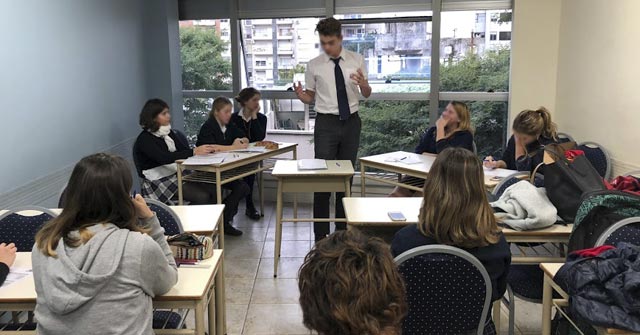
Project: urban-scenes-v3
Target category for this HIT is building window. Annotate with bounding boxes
[490,32,497,41]
[499,31,511,41]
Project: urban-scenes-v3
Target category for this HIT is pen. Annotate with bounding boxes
[400,157,407,160]
[336,162,341,167]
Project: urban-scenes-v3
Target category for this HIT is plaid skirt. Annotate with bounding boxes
[141,174,179,205]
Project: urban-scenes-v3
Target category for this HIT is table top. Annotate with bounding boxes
[359,151,517,187]
[176,142,297,168]
[343,197,574,237]
[0,251,223,303]
[1,205,224,236]
[272,160,355,177]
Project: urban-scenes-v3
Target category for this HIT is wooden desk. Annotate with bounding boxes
[540,263,638,335]
[0,251,225,335]
[271,160,354,277]
[176,142,298,216]
[358,151,516,196]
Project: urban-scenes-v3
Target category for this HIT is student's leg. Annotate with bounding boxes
[222,180,251,221]
[243,174,260,219]
[334,113,361,231]
[313,114,341,241]
[389,176,423,197]
[182,182,216,205]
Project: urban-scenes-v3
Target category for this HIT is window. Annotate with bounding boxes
[256,60,267,67]
[440,10,512,156]
[179,20,232,91]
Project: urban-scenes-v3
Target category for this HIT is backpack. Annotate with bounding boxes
[568,190,640,252]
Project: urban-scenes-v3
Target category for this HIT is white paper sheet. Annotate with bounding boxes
[1,267,32,288]
[182,154,226,165]
[297,159,328,170]
[384,155,422,165]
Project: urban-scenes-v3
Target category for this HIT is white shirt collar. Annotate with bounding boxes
[239,108,252,122]
[325,47,347,63]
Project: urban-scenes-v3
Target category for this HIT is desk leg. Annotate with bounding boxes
[218,215,225,250]
[360,163,366,197]
[292,147,298,220]
[492,300,501,333]
[259,169,265,217]
[542,274,553,335]
[345,177,351,197]
[195,301,206,335]
[274,179,283,277]
[214,256,226,335]
[216,170,223,205]
[177,165,184,205]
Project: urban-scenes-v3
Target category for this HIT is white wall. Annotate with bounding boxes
[0,0,180,207]
[509,0,562,125]
[554,0,640,174]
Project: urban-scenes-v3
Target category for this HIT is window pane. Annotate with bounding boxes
[179,20,233,90]
[262,98,313,131]
[440,10,511,92]
[359,100,429,158]
[437,100,508,157]
[183,97,236,145]
[241,18,321,90]
[339,16,433,93]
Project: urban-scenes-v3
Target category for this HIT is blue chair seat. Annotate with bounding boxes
[152,311,185,329]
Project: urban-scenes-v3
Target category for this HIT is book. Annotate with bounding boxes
[297,159,328,170]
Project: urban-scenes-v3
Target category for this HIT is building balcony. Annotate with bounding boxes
[253,34,273,40]
[253,48,274,55]
[277,49,294,55]
[277,34,294,40]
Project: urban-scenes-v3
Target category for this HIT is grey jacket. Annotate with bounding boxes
[32,215,177,335]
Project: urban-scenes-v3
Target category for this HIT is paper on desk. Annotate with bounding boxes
[384,155,422,165]
[1,267,32,288]
[229,146,267,153]
[182,154,226,165]
[297,159,328,170]
[484,167,516,179]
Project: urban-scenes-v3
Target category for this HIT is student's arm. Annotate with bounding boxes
[0,243,17,287]
[435,131,474,154]
[250,114,267,141]
[139,215,178,296]
[293,66,316,104]
[138,133,193,165]
[355,56,371,98]
[415,127,435,154]
[196,121,217,147]
[0,263,8,286]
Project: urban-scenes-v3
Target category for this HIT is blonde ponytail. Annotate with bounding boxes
[513,107,557,140]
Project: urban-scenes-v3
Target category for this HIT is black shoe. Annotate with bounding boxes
[245,207,261,220]
[224,224,243,236]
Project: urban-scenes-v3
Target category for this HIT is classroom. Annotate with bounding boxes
[1,0,640,334]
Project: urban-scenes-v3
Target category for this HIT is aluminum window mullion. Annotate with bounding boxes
[439,92,509,101]
[428,0,442,126]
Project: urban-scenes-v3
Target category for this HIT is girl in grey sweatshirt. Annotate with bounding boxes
[31,153,178,335]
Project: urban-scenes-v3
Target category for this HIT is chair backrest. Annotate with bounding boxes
[394,245,492,335]
[58,183,68,208]
[595,217,640,247]
[492,171,530,198]
[0,207,59,252]
[144,199,184,235]
[557,132,575,143]
[577,141,611,180]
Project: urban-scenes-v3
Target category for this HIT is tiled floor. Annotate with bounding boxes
[202,202,543,334]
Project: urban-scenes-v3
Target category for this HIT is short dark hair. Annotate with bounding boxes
[139,98,169,132]
[316,17,342,37]
[235,87,261,107]
[209,96,233,118]
[298,230,407,335]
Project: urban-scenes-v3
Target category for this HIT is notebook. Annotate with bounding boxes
[182,154,226,165]
[297,159,328,170]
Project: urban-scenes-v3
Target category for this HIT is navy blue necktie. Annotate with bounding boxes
[332,57,351,120]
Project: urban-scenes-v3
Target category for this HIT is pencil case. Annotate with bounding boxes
[168,233,214,260]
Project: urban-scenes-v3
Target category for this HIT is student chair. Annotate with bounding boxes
[153,310,187,330]
[577,142,611,180]
[595,217,640,247]
[557,132,575,143]
[144,199,184,236]
[0,207,58,251]
[492,172,544,199]
[394,245,494,335]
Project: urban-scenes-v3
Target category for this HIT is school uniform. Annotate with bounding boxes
[196,118,250,225]
[391,224,511,302]
[500,135,558,173]
[305,48,367,240]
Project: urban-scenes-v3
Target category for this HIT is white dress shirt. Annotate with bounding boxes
[305,48,367,115]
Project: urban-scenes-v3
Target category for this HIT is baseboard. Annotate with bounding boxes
[0,137,138,209]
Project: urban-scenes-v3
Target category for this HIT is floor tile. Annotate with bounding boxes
[239,228,269,242]
[226,304,248,334]
[225,278,255,304]
[266,226,312,241]
[251,278,300,304]
[257,257,305,279]
[224,240,264,259]
[224,258,260,279]
[511,297,543,333]
[243,304,310,334]
[263,240,313,259]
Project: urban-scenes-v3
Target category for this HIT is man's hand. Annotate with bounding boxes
[350,69,368,87]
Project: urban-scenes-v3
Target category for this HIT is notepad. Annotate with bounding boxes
[297,159,328,170]
[384,155,422,165]
[1,267,32,288]
[182,154,226,165]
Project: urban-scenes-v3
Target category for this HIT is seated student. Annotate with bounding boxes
[196,97,251,236]
[32,153,177,335]
[231,87,267,220]
[390,101,474,197]
[484,107,559,173]
[298,230,407,335]
[391,147,511,306]
[0,242,16,286]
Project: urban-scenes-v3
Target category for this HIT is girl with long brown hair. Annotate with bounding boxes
[390,101,475,197]
[391,147,511,303]
[484,107,559,173]
[32,153,177,335]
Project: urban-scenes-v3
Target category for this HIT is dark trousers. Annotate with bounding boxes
[183,180,250,225]
[313,112,361,237]
[244,174,256,208]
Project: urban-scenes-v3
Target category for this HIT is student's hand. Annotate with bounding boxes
[483,156,498,169]
[132,194,155,220]
[350,69,368,87]
[293,81,305,99]
[250,105,260,119]
[233,138,249,149]
[194,145,216,155]
[436,115,450,129]
[0,243,16,268]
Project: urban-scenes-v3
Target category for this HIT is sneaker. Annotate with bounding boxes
[224,224,243,236]
[245,207,261,220]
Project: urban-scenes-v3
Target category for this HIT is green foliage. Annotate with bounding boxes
[277,64,306,82]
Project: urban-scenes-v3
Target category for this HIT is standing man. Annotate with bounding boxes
[293,18,372,242]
